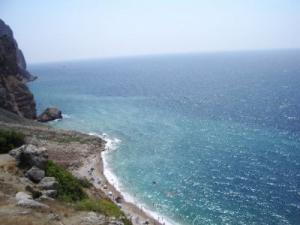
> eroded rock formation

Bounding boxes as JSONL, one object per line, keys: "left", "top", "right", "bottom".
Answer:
{"left": 0, "top": 19, "right": 37, "bottom": 119}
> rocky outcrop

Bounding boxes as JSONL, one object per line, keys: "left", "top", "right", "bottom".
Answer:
{"left": 9, "top": 144, "right": 48, "bottom": 169}
{"left": 25, "top": 166, "right": 45, "bottom": 183}
{"left": 38, "top": 177, "right": 59, "bottom": 190}
{"left": 16, "top": 191, "right": 49, "bottom": 208}
{"left": 10, "top": 144, "right": 59, "bottom": 200}
{"left": 0, "top": 19, "right": 37, "bottom": 119}
{"left": 37, "top": 107, "right": 62, "bottom": 122}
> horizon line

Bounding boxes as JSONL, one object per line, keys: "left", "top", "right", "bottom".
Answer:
{"left": 28, "top": 47, "right": 300, "bottom": 65}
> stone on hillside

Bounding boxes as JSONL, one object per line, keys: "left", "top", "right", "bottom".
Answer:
{"left": 15, "top": 191, "right": 48, "bottom": 208}
{"left": 10, "top": 144, "right": 48, "bottom": 170}
{"left": 41, "top": 190, "right": 57, "bottom": 198}
{"left": 17, "top": 198, "right": 49, "bottom": 208}
{"left": 80, "top": 212, "right": 106, "bottom": 225}
{"left": 16, "top": 191, "right": 32, "bottom": 201}
{"left": 25, "top": 166, "right": 45, "bottom": 183}
{"left": 9, "top": 145, "right": 24, "bottom": 160}
{"left": 38, "top": 177, "right": 59, "bottom": 190}
{"left": 37, "top": 107, "right": 62, "bottom": 122}
{"left": 25, "top": 185, "right": 42, "bottom": 199}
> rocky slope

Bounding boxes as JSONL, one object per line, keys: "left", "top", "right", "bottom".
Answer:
{"left": 0, "top": 115, "right": 129, "bottom": 225}
{"left": 0, "top": 19, "right": 36, "bottom": 119}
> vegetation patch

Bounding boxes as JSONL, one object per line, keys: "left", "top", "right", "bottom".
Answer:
{"left": 45, "top": 160, "right": 87, "bottom": 202}
{"left": 77, "top": 177, "right": 93, "bottom": 188}
{"left": 75, "top": 198, "right": 132, "bottom": 225}
{"left": 0, "top": 129, "right": 25, "bottom": 154}
{"left": 45, "top": 161, "right": 132, "bottom": 224}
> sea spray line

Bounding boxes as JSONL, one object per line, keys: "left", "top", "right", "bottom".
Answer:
{"left": 88, "top": 132, "right": 179, "bottom": 225}
{"left": 62, "top": 113, "right": 72, "bottom": 119}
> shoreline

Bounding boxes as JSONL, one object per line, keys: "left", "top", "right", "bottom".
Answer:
{"left": 76, "top": 132, "right": 175, "bottom": 225}
{"left": 0, "top": 120, "right": 175, "bottom": 225}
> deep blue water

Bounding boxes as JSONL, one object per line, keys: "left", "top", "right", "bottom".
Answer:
{"left": 29, "top": 50, "right": 300, "bottom": 225}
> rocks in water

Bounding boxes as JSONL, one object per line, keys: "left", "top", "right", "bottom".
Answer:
{"left": 37, "top": 107, "right": 62, "bottom": 122}
{"left": 15, "top": 191, "right": 48, "bottom": 209}
{"left": 38, "top": 177, "right": 59, "bottom": 190}
{"left": 9, "top": 144, "right": 48, "bottom": 170}
{"left": 25, "top": 166, "right": 45, "bottom": 183}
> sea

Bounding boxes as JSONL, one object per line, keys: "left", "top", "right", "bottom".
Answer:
{"left": 29, "top": 50, "right": 300, "bottom": 225}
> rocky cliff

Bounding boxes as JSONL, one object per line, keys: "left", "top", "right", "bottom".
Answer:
{"left": 0, "top": 19, "right": 36, "bottom": 119}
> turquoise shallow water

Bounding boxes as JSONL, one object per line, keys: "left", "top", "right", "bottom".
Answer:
{"left": 29, "top": 51, "right": 300, "bottom": 225}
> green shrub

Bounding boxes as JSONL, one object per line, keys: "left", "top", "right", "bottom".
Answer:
{"left": 75, "top": 198, "right": 122, "bottom": 217}
{"left": 75, "top": 198, "right": 132, "bottom": 225}
{"left": 45, "top": 160, "right": 88, "bottom": 202}
{"left": 45, "top": 161, "right": 132, "bottom": 224}
{"left": 77, "top": 177, "right": 92, "bottom": 188}
{"left": 0, "top": 129, "right": 25, "bottom": 154}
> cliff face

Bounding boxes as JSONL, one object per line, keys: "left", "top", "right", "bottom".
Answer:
{"left": 0, "top": 19, "right": 36, "bottom": 119}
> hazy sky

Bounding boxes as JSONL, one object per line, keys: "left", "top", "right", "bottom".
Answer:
{"left": 1, "top": 0, "right": 299, "bottom": 63}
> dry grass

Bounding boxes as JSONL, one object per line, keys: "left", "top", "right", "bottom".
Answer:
{"left": 1, "top": 216, "right": 40, "bottom": 225}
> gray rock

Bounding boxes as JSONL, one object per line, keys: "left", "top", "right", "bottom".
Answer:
{"left": 80, "top": 212, "right": 106, "bottom": 225}
{"left": 19, "top": 177, "right": 35, "bottom": 186}
{"left": 15, "top": 191, "right": 48, "bottom": 209}
{"left": 9, "top": 145, "right": 24, "bottom": 159}
{"left": 25, "top": 166, "right": 45, "bottom": 183}
{"left": 42, "top": 190, "right": 57, "bottom": 198}
{"left": 107, "top": 219, "right": 124, "bottom": 225}
{"left": 10, "top": 144, "right": 48, "bottom": 170}
{"left": 37, "top": 107, "right": 62, "bottom": 122}
{"left": 38, "top": 177, "right": 59, "bottom": 190}
{"left": 48, "top": 213, "right": 61, "bottom": 221}
{"left": 25, "top": 185, "right": 42, "bottom": 199}
{"left": 16, "top": 192, "right": 32, "bottom": 201}
{"left": 17, "top": 198, "right": 48, "bottom": 209}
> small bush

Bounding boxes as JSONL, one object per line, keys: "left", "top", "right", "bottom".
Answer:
{"left": 75, "top": 198, "right": 123, "bottom": 217}
{"left": 45, "top": 160, "right": 87, "bottom": 202}
{"left": 0, "top": 129, "right": 25, "bottom": 154}
{"left": 45, "top": 162, "right": 132, "bottom": 224}
{"left": 77, "top": 177, "right": 92, "bottom": 188}
{"left": 75, "top": 198, "right": 132, "bottom": 225}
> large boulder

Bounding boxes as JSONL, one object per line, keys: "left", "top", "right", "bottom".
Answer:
{"left": 25, "top": 166, "right": 45, "bottom": 183}
{"left": 9, "top": 144, "right": 48, "bottom": 170}
{"left": 38, "top": 177, "right": 59, "bottom": 190}
{"left": 37, "top": 107, "right": 62, "bottom": 122}
{"left": 15, "top": 192, "right": 48, "bottom": 209}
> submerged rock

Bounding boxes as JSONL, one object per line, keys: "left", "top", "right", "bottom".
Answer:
{"left": 37, "top": 107, "right": 62, "bottom": 122}
{"left": 25, "top": 166, "right": 45, "bottom": 183}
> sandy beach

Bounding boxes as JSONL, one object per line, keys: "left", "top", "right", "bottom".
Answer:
{"left": 0, "top": 120, "right": 166, "bottom": 225}
{"left": 75, "top": 136, "right": 169, "bottom": 225}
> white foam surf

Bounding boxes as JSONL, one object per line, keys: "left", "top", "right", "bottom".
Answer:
{"left": 88, "top": 132, "right": 179, "bottom": 225}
